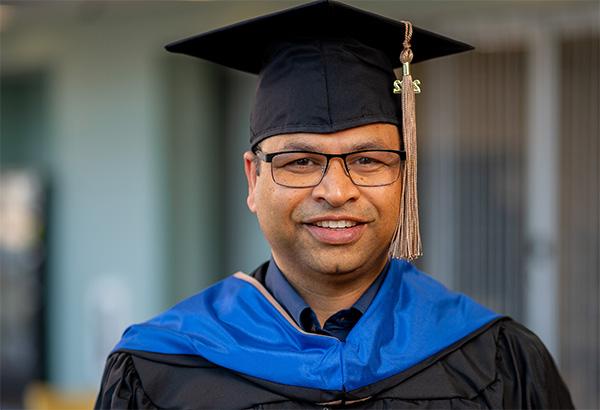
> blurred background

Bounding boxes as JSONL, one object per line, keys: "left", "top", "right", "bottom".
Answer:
{"left": 1, "top": 0, "right": 598, "bottom": 408}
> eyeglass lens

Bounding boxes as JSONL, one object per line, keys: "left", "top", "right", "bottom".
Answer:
{"left": 270, "top": 151, "right": 401, "bottom": 188}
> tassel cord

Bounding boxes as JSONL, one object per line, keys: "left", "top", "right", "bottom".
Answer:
{"left": 389, "top": 21, "right": 423, "bottom": 261}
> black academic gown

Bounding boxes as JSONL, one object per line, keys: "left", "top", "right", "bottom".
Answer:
{"left": 95, "top": 261, "right": 573, "bottom": 409}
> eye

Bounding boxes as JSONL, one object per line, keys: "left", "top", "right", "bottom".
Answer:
{"left": 281, "top": 156, "right": 320, "bottom": 168}
{"left": 355, "top": 156, "right": 381, "bottom": 165}
{"left": 272, "top": 153, "right": 325, "bottom": 173}
{"left": 290, "top": 157, "right": 314, "bottom": 167}
{"left": 347, "top": 151, "right": 401, "bottom": 174}
{"left": 349, "top": 155, "right": 385, "bottom": 168}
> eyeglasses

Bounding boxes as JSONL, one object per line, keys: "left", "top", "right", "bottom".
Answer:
{"left": 254, "top": 149, "right": 406, "bottom": 188}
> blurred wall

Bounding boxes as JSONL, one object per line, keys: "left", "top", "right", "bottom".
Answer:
{"left": 0, "top": 2, "right": 292, "bottom": 396}
{"left": 1, "top": 1, "right": 598, "bottom": 408}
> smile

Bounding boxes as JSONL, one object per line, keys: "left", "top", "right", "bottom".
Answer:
{"left": 312, "top": 220, "right": 358, "bottom": 229}
{"left": 304, "top": 219, "right": 367, "bottom": 245}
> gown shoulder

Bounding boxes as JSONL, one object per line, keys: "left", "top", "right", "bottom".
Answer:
{"left": 94, "top": 351, "right": 158, "bottom": 410}
{"left": 493, "top": 319, "right": 574, "bottom": 409}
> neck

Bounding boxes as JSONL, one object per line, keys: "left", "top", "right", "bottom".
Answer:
{"left": 273, "top": 254, "right": 388, "bottom": 327}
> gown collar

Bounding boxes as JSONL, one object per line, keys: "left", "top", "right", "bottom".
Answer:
{"left": 115, "top": 259, "right": 501, "bottom": 392}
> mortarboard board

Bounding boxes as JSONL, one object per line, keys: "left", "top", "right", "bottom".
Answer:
{"left": 165, "top": 0, "right": 472, "bottom": 74}
{"left": 165, "top": 0, "right": 474, "bottom": 260}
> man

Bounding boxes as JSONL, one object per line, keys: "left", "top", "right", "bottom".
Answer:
{"left": 95, "top": 1, "right": 573, "bottom": 408}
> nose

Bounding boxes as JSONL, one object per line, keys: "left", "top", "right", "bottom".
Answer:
{"left": 311, "top": 158, "right": 360, "bottom": 207}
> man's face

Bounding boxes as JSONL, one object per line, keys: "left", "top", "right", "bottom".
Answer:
{"left": 244, "top": 123, "right": 402, "bottom": 277}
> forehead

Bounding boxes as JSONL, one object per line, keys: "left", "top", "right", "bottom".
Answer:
{"left": 260, "top": 123, "right": 401, "bottom": 152}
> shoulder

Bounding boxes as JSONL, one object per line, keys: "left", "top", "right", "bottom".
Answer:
{"left": 495, "top": 320, "right": 550, "bottom": 355}
{"left": 489, "top": 319, "right": 574, "bottom": 409}
{"left": 373, "top": 318, "right": 573, "bottom": 409}
{"left": 96, "top": 349, "right": 290, "bottom": 409}
{"left": 493, "top": 319, "right": 562, "bottom": 375}
{"left": 94, "top": 352, "right": 158, "bottom": 409}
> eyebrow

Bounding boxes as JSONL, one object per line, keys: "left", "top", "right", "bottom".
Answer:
{"left": 278, "top": 140, "right": 391, "bottom": 152}
{"left": 348, "top": 142, "right": 390, "bottom": 151}
{"left": 279, "top": 142, "right": 317, "bottom": 151}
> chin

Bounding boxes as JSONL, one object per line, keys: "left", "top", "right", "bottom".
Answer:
{"left": 302, "top": 248, "right": 373, "bottom": 276}
{"left": 312, "top": 261, "right": 352, "bottom": 276}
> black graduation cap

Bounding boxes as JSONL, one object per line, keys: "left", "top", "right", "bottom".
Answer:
{"left": 165, "top": 0, "right": 472, "bottom": 146}
{"left": 165, "top": 0, "right": 474, "bottom": 260}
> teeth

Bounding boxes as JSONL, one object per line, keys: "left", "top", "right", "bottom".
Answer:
{"left": 314, "top": 220, "right": 357, "bottom": 229}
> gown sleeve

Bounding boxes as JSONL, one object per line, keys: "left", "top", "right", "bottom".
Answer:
{"left": 94, "top": 352, "right": 158, "bottom": 410}
{"left": 497, "top": 321, "right": 574, "bottom": 409}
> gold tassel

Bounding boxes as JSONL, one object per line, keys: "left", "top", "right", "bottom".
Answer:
{"left": 389, "top": 21, "right": 423, "bottom": 261}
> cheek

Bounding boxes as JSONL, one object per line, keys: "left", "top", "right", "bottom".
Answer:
{"left": 372, "top": 184, "right": 402, "bottom": 226}
{"left": 253, "top": 187, "right": 310, "bottom": 255}
{"left": 253, "top": 180, "right": 299, "bottom": 231}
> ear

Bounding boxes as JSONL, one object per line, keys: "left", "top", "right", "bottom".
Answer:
{"left": 243, "top": 151, "right": 258, "bottom": 213}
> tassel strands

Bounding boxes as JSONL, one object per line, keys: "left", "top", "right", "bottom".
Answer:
{"left": 389, "top": 21, "right": 423, "bottom": 261}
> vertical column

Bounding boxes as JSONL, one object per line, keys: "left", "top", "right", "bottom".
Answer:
{"left": 48, "top": 34, "right": 167, "bottom": 390}
{"left": 163, "top": 59, "right": 224, "bottom": 300}
{"left": 222, "top": 70, "right": 270, "bottom": 274}
{"left": 525, "top": 27, "right": 560, "bottom": 358}
{"left": 420, "top": 59, "right": 459, "bottom": 288}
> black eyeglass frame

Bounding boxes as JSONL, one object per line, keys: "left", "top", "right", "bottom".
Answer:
{"left": 254, "top": 148, "right": 407, "bottom": 188}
